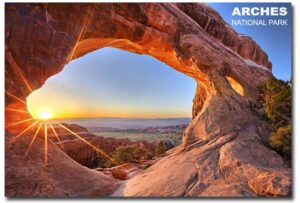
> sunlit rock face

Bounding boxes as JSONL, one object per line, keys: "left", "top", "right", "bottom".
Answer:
{"left": 5, "top": 3, "right": 290, "bottom": 197}
{"left": 5, "top": 131, "right": 118, "bottom": 197}
{"left": 225, "top": 76, "right": 244, "bottom": 96}
{"left": 55, "top": 133, "right": 156, "bottom": 169}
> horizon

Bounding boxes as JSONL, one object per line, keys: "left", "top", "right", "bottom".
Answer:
{"left": 27, "top": 3, "right": 291, "bottom": 119}
{"left": 27, "top": 48, "right": 196, "bottom": 119}
{"left": 52, "top": 116, "right": 192, "bottom": 120}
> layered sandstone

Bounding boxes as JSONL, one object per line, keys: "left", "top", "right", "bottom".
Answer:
{"left": 57, "top": 133, "right": 155, "bottom": 168}
{"left": 5, "top": 3, "right": 291, "bottom": 197}
{"left": 5, "top": 131, "right": 118, "bottom": 197}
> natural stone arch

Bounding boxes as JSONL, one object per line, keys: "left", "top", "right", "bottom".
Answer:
{"left": 5, "top": 3, "right": 291, "bottom": 197}
{"left": 5, "top": 3, "right": 270, "bottom": 143}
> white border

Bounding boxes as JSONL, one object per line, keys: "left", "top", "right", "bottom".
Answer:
{"left": 1, "top": 0, "right": 298, "bottom": 202}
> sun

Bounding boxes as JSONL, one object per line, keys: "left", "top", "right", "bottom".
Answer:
{"left": 38, "top": 111, "right": 52, "bottom": 120}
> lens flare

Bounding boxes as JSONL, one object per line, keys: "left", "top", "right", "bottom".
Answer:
{"left": 5, "top": 57, "right": 115, "bottom": 168}
{"left": 38, "top": 111, "right": 52, "bottom": 120}
{"left": 5, "top": 106, "right": 115, "bottom": 167}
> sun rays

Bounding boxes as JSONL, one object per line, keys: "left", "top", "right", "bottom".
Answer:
{"left": 48, "top": 121, "right": 65, "bottom": 151}
{"left": 5, "top": 53, "right": 116, "bottom": 168}
{"left": 44, "top": 122, "right": 48, "bottom": 166}
{"left": 6, "top": 51, "right": 33, "bottom": 94}
{"left": 8, "top": 120, "right": 39, "bottom": 144}
{"left": 5, "top": 91, "right": 27, "bottom": 104}
{"left": 66, "top": 5, "right": 94, "bottom": 63}
{"left": 6, "top": 91, "right": 116, "bottom": 167}
{"left": 54, "top": 121, "right": 117, "bottom": 165}
{"left": 5, "top": 108, "right": 29, "bottom": 113}
{"left": 24, "top": 121, "right": 43, "bottom": 157}
{"left": 6, "top": 115, "right": 117, "bottom": 167}
{"left": 5, "top": 118, "right": 35, "bottom": 128}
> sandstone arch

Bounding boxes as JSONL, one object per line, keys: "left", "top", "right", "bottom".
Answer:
{"left": 5, "top": 3, "right": 291, "bottom": 197}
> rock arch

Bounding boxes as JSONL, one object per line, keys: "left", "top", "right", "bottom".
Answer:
{"left": 5, "top": 3, "right": 291, "bottom": 197}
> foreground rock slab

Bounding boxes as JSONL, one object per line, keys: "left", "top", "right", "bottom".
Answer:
{"left": 124, "top": 127, "right": 292, "bottom": 197}
{"left": 124, "top": 126, "right": 291, "bottom": 197}
{"left": 5, "top": 132, "right": 118, "bottom": 197}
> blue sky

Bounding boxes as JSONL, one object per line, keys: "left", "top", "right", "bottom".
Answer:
{"left": 27, "top": 3, "right": 292, "bottom": 119}
{"left": 209, "top": 3, "right": 292, "bottom": 81}
{"left": 27, "top": 48, "right": 196, "bottom": 118}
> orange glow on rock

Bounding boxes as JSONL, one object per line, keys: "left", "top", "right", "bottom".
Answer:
{"left": 226, "top": 76, "right": 244, "bottom": 96}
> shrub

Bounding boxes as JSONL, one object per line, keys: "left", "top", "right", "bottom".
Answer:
{"left": 258, "top": 77, "right": 292, "bottom": 160}
{"left": 270, "top": 124, "right": 291, "bottom": 159}
{"left": 258, "top": 77, "right": 291, "bottom": 128}
{"left": 155, "top": 142, "right": 166, "bottom": 156}
{"left": 143, "top": 163, "right": 152, "bottom": 170}
{"left": 112, "top": 145, "right": 151, "bottom": 164}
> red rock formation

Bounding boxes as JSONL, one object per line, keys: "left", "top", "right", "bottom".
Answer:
{"left": 5, "top": 3, "right": 290, "bottom": 197}
{"left": 51, "top": 123, "right": 88, "bottom": 135}
{"left": 58, "top": 133, "right": 155, "bottom": 168}
{"left": 96, "top": 163, "right": 144, "bottom": 180}
{"left": 5, "top": 131, "right": 118, "bottom": 197}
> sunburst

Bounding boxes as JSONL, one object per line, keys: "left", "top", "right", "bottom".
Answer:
{"left": 5, "top": 108, "right": 29, "bottom": 113}
{"left": 6, "top": 51, "right": 33, "bottom": 94}
{"left": 48, "top": 121, "right": 65, "bottom": 151}
{"left": 5, "top": 30, "right": 116, "bottom": 167}
{"left": 8, "top": 120, "right": 39, "bottom": 144}
{"left": 54, "top": 121, "right": 117, "bottom": 165}
{"left": 24, "top": 121, "right": 43, "bottom": 157}
{"left": 5, "top": 118, "right": 34, "bottom": 128}
{"left": 6, "top": 106, "right": 116, "bottom": 167}
{"left": 38, "top": 111, "right": 52, "bottom": 120}
{"left": 44, "top": 122, "right": 48, "bottom": 166}
{"left": 5, "top": 91, "right": 27, "bottom": 105}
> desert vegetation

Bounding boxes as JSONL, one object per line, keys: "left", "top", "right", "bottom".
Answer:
{"left": 112, "top": 145, "right": 153, "bottom": 165}
{"left": 93, "top": 125, "right": 185, "bottom": 145}
{"left": 155, "top": 142, "right": 167, "bottom": 156}
{"left": 258, "top": 77, "right": 292, "bottom": 160}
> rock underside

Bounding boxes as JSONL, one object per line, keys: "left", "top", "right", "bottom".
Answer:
{"left": 5, "top": 3, "right": 291, "bottom": 197}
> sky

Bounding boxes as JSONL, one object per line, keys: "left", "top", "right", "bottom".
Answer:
{"left": 209, "top": 3, "right": 292, "bottom": 81}
{"left": 27, "top": 3, "right": 292, "bottom": 119}
{"left": 27, "top": 48, "right": 196, "bottom": 119}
